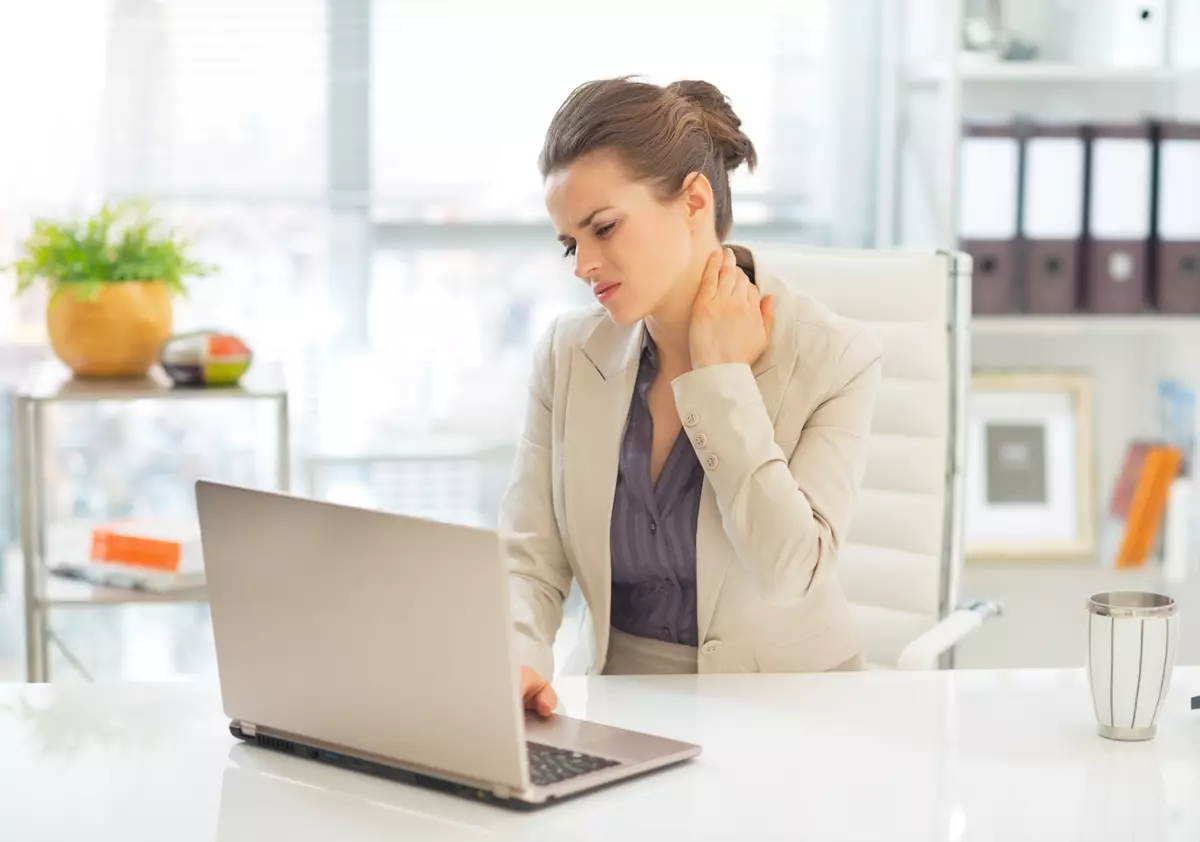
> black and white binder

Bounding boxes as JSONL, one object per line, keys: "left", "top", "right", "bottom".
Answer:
{"left": 1022, "top": 125, "right": 1085, "bottom": 313}
{"left": 959, "top": 124, "right": 1021, "bottom": 314}
{"left": 1083, "top": 123, "right": 1154, "bottom": 313}
{"left": 1152, "top": 122, "right": 1200, "bottom": 313}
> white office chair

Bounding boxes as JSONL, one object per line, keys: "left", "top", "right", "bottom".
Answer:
{"left": 747, "top": 244, "right": 999, "bottom": 669}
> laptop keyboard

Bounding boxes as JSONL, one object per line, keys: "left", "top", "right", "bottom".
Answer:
{"left": 526, "top": 742, "right": 620, "bottom": 787}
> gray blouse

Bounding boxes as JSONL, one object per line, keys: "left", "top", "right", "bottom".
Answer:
{"left": 608, "top": 331, "right": 704, "bottom": 647}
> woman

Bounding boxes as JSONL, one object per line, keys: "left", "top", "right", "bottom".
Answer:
{"left": 501, "top": 77, "right": 883, "bottom": 716}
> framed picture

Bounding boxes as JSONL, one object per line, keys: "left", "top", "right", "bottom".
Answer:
{"left": 965, "top": 371, "right": 1095, "bottom": 559}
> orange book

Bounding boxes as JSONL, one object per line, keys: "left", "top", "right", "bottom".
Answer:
{"left": 1116, "top": 445, "right": 1183, "bottom": 568}
{"left": 90, "top": 522, "right": 191, "bottom": 572}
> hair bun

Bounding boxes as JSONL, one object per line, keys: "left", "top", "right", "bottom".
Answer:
{"left": 667, "top": 80, "right": 758, "bottom": 172}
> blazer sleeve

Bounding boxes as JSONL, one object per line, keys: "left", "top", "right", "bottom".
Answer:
{"left": 498, "top": 318, "right": 574, "bottom": 679}
{"left": 671, "top": 325, "right": 883, "bottom": 607}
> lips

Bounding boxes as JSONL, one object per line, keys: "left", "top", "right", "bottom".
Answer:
{"left": 592, "top": 281, "right": 620, "bottom": 302}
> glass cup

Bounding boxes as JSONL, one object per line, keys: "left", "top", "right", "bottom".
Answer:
{"left": 1086, "top": 591, "right": 1179, "bottom": 741}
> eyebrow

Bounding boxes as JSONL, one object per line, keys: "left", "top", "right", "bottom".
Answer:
{"left": 556, "top": 206, "right": 615, "bottom": 243}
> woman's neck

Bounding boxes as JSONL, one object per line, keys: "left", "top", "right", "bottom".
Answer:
{"left": 643, "top": 245, "right": 717, "bottom": 374}
{"left": 644, "top": 305, "right": 692, "bottom": 375}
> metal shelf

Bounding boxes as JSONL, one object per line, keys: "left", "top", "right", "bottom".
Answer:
{"left": 14, "top": 360, "right": 291, "bottom": 681}
{"left": 41, "top": 575, "right": 208, "bottom": 607}
{"left": 18, "top": 359, "right": 286, "bottom": 403}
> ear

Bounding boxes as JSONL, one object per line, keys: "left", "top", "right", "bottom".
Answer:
{"left": 680, "top": 172, "right": 714, "bottom": 230}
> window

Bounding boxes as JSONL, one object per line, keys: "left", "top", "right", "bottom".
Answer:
{"left": 0, "top": 0, "right": 329, "bottom": 344}
{"left": 360, "top": 0, "right": 884, "bottom": 498}
{"left": 0, "top": 0, "right": 885, "bottom": 680}
{"left": 1, "top": 0, "right": 884, "bottom": 528}
{"left": 371, "top": 0, "right": 833, "bottom": 224}
{"left": 0, "top": 0, "right": 330, "bottom": 534}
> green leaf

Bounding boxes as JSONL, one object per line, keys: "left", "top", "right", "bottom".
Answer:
{"left": 1, "top": 198, "right": 218, "bottom": 298}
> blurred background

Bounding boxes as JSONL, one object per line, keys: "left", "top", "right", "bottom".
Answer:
{"left": 2, "top": 0, "right": 1200, "bottom": 681}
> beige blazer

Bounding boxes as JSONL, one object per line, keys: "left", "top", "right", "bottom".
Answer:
{"left": 500, "top": 247, "right": 884, "bottom": 677}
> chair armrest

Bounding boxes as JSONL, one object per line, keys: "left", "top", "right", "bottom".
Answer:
{"left": 896, "top": 600, "right": 1002, "bottom": 670}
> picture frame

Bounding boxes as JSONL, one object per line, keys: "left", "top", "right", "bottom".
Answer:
{"left": 965, "top": 371, "right": 1095, "bottom": 560}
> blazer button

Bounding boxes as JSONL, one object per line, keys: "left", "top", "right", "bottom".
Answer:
{"left": 684, "top": 412, "right": 700, "bottom": 428}
{"left": 701, "top": 640, "right": 722, "bottom": 655}
{"left": 693, "top": 432, "right": 708, "bottom": 448}
{"left": 704, "top": 454, "right": 719, "bottom": 471}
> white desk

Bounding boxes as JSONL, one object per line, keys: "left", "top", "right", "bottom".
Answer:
{"left": 3, "top": 669, "right": 1200, "bottom": 841}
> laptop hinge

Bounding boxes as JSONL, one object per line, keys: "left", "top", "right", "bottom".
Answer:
{"left": 240, "top": 721, "right": 258, "bottom": 737}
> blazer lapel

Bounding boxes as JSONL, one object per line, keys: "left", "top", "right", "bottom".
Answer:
{"left": 563, "top": 315, "right": 643, "bottom": 667}
{"left": 696, "top": 252, "right": 800, "bottom": 645}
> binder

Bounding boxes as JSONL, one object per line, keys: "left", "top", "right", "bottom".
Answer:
{"left": 1168, "top": 0, "right": 1200, "bottom": 68}
{"left": 1021, "top": 125, "right": 1085, "bottom": 314}
{"left": 1071, "top": 0, "right": 1167, "bottom": 67}
{"left": 1083, "top": 123, "right": 1153, "bottom": 313}
{"left": 1152, "top": 122, "right": 1200, "bottom": 313}
{"left": 959, "top": 124, "right": 1021, "bottom": 314}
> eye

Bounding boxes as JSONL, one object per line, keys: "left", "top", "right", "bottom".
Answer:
{"left": 560, "top": 221, "right": 615, "bottom": 259}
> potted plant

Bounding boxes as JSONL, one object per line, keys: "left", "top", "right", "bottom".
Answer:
{"left": 4, "top": 200, "right": 216, "bottom": 378}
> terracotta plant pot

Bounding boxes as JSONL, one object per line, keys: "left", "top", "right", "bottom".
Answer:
{"left": 46, "top": 281, "right": 173, "bottom": 378}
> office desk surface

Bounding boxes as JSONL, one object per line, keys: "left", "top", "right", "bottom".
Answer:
{"left": 3, "top": 669, "right": 1200, "bottom": 841}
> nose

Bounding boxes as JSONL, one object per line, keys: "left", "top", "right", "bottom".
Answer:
{"left": 573, "top": 241, "right": 602, "bottom": 282}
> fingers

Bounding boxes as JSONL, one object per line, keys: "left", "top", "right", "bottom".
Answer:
{"left": 761, "top": 294, "right": 776, "bottom": 337}
{"left": 700, "top": 247, "right": 755, "bottom": 304}
{"left": 534, "top": 684, "right": 558, "bottom": 718}
{"left": 738, "top": 268, "right": 756, "bottom": 303}
{"left": 744, "top": 277, "right": 763, "bottom": 307}
{"left": 715, "top": 248, "right": 739, "bottom": 298}
{"left": 698, "top": 250, "right": 723, "bottom": 302}
{"left": 520, "top": 665, "right": 558, "bottom": 717}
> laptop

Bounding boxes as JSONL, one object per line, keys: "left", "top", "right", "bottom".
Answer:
{"left": 195, "top": 480, "right": 700, "bottom": 809}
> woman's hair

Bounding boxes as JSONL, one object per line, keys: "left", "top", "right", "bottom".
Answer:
{"left": 539, "top": 77, "right": 757, "bottom": 240}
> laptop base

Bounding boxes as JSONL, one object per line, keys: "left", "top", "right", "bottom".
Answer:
{"left": 229, "top": 722, "right": 550, "bottom": 810}
{"left": 229, "top": 722, "right": 691, "bottom": 811}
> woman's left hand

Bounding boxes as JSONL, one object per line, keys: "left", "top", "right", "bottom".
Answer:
{"left": 688, "top": 247, "right": 776, "bottom": 370}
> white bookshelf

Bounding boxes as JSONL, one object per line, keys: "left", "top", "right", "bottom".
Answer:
{"left": 882, "top": 0, "right": 1200, "bottom": 569}
{"left": 972, "top": 316, "right": 1200, "bottom": 336}
{"left": 907, "top": 61, "right": 1199, "bottom": 88}
{"left": 886, "top": 0, "right": 1200, "bottom": 250}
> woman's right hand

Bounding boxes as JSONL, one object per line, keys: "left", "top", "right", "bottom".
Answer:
{"left": 520, "top": 665, "right": 559, "bottom": 717}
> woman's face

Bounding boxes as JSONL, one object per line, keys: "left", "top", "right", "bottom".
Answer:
{"left": 544, "top": 151, "right": 709, "bottom": 325}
